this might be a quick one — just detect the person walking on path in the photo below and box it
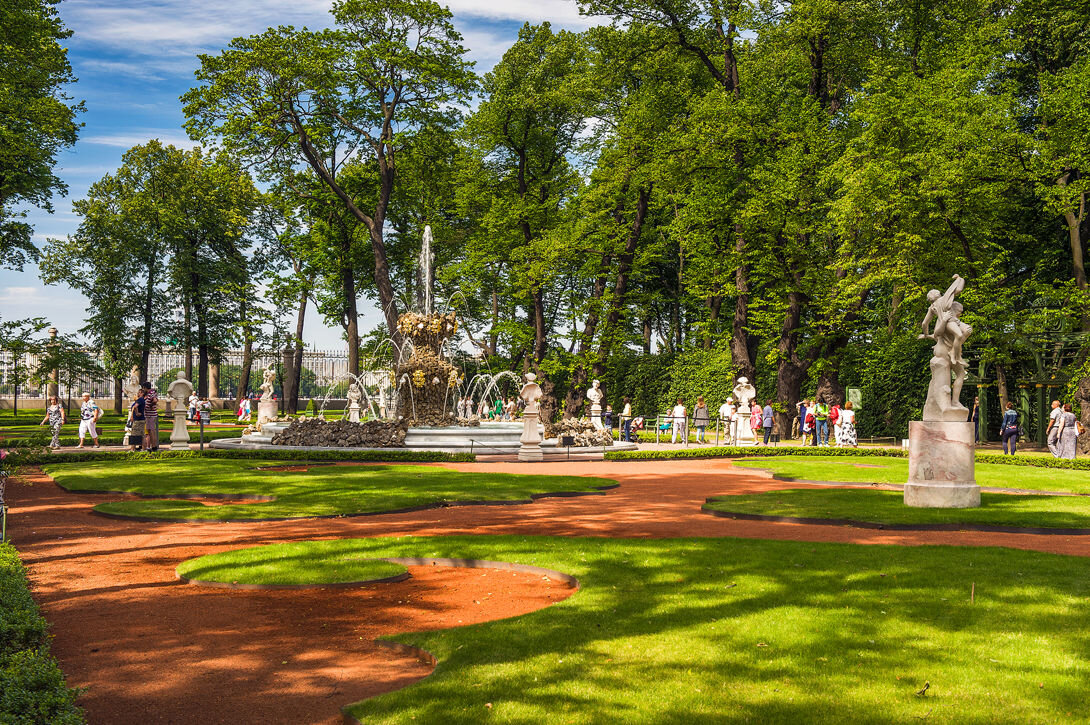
[76,393,102,448]
[693,396,709,443]
[237,396,251,423]
[39,395,66,449]
[837,401,858,448]
[127,389,147,452]
[1057,403,1080,460]
[670,398,687,444]
[761,399,775,445]
[969,397,980,443]
[796,399,808,443]
[1000,402,1020,455]
[620,397,633,442]
[141,382,161,451]
[1047,399,1063,456]
[814,399,831,446]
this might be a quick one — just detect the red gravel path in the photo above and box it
[8,458,1090,723]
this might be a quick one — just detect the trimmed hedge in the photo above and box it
[7,447,476,467]
[605,446,1090,470]
[0,543,84,724]
[604,446,910,461]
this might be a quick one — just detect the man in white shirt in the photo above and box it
[1047,400,1063,457]
[718,398,735,444]
[670,398,687,444]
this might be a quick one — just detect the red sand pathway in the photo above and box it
[8,458,1090,723]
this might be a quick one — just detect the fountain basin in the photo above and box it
[209,421,637,456]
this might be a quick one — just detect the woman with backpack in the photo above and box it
[1000,402,1020,455]
[693,396,709,443]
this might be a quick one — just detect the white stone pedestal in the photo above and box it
[904,420,979,508]
[346,403,361,423]
[168,408,190,450]
[734,418,755,446]
[590,403,603,430]
[257,399,278,428]
[518,410,543,462]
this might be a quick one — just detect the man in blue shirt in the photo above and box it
[762,399,775,445]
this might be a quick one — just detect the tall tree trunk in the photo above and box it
[282,348,297,415]
[183,300,193,381]
[489,290,499,356]
[291,289,306,413]
[113,377,122,415]
[642,317,652,354]
[532,289,547,363]
[236,330,252,411]
[140,267,156,382]
[995,363,1009,411]
[731,230,756,381]
[563,257,611,418]
[343,264,360,376]
[774,285,808,438]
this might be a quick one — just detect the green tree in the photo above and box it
[0,0,82,269]
[182,0,476,351]
[0,318,47,414]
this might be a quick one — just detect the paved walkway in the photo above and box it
[7,458,1089,723]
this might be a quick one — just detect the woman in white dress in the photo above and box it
[837,401,858,448]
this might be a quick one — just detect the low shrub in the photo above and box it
[976,453,1090,471]
[604,447,909,461]
[0,543,84,724]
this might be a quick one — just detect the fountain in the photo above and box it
[212,225,638,456]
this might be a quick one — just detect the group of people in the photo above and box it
[1045,400,1083,459]
[39,383,163,452]
[658,395,858,447]
[455,395,525,421]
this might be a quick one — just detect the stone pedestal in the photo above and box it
[346,403,361,423]
[168,408,190,450]
[519,410,543,462]
[257,399,278,429]
[590,403,603,430]
[734,417,755,446]
[904,420,979,508]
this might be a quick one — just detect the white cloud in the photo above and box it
[446,0,593,27]
[0,287,44,303]
[80,131,199,149]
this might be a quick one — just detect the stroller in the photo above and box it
[627,416,646,442]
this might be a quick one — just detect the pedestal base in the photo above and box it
[519,411,543,462]
[905,420,979,508]
[590,403,603,430]
[257,399,278,428]
[346,404,361,423]
[168,410,190,450]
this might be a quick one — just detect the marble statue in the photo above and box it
[260,367,276,401]
[122,366,141,400]
[586,379,604,430]
[731,377,757,445]
[518,373,544,462]
[732,377,755,409]
[165,372,193,450]
[167,371,193,406]
[919,275,972,422]
[520,373,543,414]
[905,274,979,509]
[346,382,362,423]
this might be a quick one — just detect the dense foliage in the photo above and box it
[0,543,85,724]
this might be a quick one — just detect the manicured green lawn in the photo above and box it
[705,488,1090,529]
[733,455,1090,494]
[177,545,407,585]
[45,459,615,520]
[176,536,1090,723]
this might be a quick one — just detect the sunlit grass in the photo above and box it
[732,456,1090,494]
[705,488,1090,529]
[44,459,614,520]
[179,536,1090,723]
[176,544,407,585]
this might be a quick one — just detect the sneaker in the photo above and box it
[93,444,102,449]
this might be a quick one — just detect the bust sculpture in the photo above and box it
[122,366,141,400]
[919,275,973,421]
[586,379,603,405]
[732,377,756,409]
[260,367,276,401]
[166,371,193,406]
[520,373,543,415]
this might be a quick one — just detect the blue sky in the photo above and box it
[4,0,596,347]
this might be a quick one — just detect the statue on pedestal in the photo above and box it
[346,382,362,423]
[519,373,544,462]
[732,377,757,445]
[166,372,194,450]
[586,379,604,430]
[260,367,276,401]
[919,275,973,422]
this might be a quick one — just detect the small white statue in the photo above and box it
[732,376,756,410]
[586,379,603,406]
[167,371,193,407]
[520,373,543,414]
[260,367,276,401]
[346,382,362,423]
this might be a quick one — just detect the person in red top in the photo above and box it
[141,381,161,451]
